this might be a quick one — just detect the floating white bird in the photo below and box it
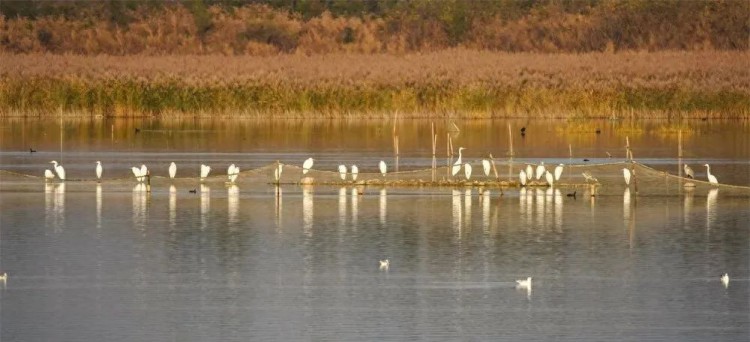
[168,162,177,179]
[516,277,532,289]
[482,159,491,177]
[451,147,466,176]
[704,164,718,184]
[379,259,390,270]
[50,160,65,181]
[623,168,632,185]
[338,164,347,180]
[535,162,546,180]
[351,165,359,181]
[0,272,6,282]
[200,164,211,181]
[545,170,554,186]
[554,164,564,181]
[684,164,694,179]
[302,158,314,174]
[721,273,729,288]
[464,163,473,180]
[519,170,527,186]
[95,161,103,181]
[44,169,55,181]
[140,164,148,182]
[227,164,239,183]
[525,165,533,180]
[379,160,387,177]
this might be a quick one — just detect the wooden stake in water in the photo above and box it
[431,122,436,156]
[569,144,573,158]
[489,154,499,180]
[507,123,514,157]
[678,130,683,179]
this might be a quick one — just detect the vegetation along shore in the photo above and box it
[0,1,748,118]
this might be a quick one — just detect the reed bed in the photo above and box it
[1,50,749,118]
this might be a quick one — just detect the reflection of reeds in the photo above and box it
[1,51,748,118]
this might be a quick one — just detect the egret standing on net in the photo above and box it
[351,165,359,181]
[338,165,347,180]
[519,170,527,186]
[200,164,211,181]
[452,147,465,176]
[302,158,314,175]
[535,162,546,180]
[545,171,554,186]
[379,160,387,177]
[482,159,491,177]
[554,164,564,181]
[95,161,103,182]
[721,273,729,288]
[623,168,632,185]
[464,163,472,180]
[227,164,239,183]
[44,169,55,181]
[274,163,283,182]
[703,164,718,184]
[50,161,66,181]
[525,165,533,180]
[169,162,177,179]
[683,164,694,179]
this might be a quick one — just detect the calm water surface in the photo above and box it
[1,118,749,341]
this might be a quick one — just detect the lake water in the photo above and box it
[1,118,749,341]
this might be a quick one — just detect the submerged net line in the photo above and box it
[2,161,749,197]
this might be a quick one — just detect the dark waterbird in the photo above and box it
[135,128,141,134]
[583,158,590,162]
[520,126,526,137]
[566,191,577,199]
[29,148,36,153]
[595,128,601,134]
[188,189,197,194]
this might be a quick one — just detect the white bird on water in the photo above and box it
[545,170,554,186]
[535,162,546,180]
[452,147,466,176]
[623,168,632,185]
[200,164,211,181]
[274,163,283,182]
[482,159,491,177]
[684,164,694,179]
[516,277,532,289]
[525,165,533,181]
[464,163,473,180]
[0,272,7,282]
[519,170,527,186]
[302,158,314,175]
[351,165,359,181]
[721,273,729,288]
[131,164,148,182]
[338,164,347,180]
[168,162,177,179]
[95,161,103,181]
[379,259,390,270]
[554,164,564,181]
[44,169,55,181]
[379,160,387,177]
[50,160,65,181]
[704,164,718,184]
[227,164,240,183]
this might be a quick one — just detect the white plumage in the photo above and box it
[338,164,347,180]
[545,170,554,186]
[516,277,532,289]
[535,162,546,180]
[464,163,472,180]
[525,165,533,180]
[227,164,239,183]
[200,164,211,180]
[554,164,564,181]
[351,165,358,181]
[50,160,65,181]
[379,160,387,177]
[721,273,729,288]
[168,162,177,179]
[623,168,631,185]
[45,169,55,180]
[379,259,390,270]
[95,161,103,180]
[519,170,527,186]
[274,163,283,181]
[140,164,148,182]
[683,164,694,179]
[302,158,314,174]
[704,164,718,184]
[482,159,491,177]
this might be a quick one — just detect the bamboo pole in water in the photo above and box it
[569,144,573,158]
[678,130,683,180]
[489,153,499,180]
[507,123,514,157]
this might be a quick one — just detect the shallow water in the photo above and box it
[1,118,749,341]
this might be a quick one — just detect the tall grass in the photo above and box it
[1,51,748,118]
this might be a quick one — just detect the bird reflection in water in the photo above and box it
[45,183,65,232]
[350,187,359,228]
[227,184,239,227]
[553,189,563,230]
[452,189,462,235]
[464,189,472,228]
[96,184,102,229]
[339,187,347,227]
[169,185,177,229]
[132,183,147,231]
[379,188,387,226]
[200,184,210,231]
[706,189,718,232]
[274,185,282,231]
[302,185,314,236]
[481,190,490,233]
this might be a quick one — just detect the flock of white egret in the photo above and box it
[42,150,721,187]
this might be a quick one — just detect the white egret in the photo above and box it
[351,165,359,181]
[623,168,632,185]
[452,147,466,176]
[274,163,283,181]
[721,273,729,288]
[302,158,314,174]
[50,161,65,181]
[684,164,694,179]
[227,164,239,183]
[554,164,564,181]
[338,164,347,180]
[516,277,532,289]
[140,164,148,182]
[379,160,387,177]
[200,164,211,181]
[525,165,533,180]
[464,163,472,180]
[45,169,55,181]
[545,170,554,186]
[0,272,6,282]
[168,162,177,179]
[704,164,718,184]
[455,147,466,165]
[131,166,141,181]
[482,159,491,177]
[535,162,546,180]
[379,259,390,270]
[95,161,103,181]
[519,170,527,186]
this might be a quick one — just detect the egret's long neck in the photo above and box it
[457,149,463,162]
